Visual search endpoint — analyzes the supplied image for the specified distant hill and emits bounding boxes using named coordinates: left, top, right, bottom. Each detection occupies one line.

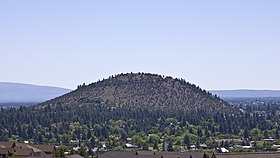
left=38, top=73, right=237, bottom=113
left=211, top=90, right=280, bottom=98
left=0, top=73, right=242, bottom=143
left=0, top=82, right=71, bottom=103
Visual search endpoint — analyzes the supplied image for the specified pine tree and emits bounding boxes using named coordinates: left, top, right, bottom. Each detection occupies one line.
left=153, top=142, right=158, bottom=150
left=243, top=129, right=249, bottom=139
left=205, top=128, right=210, bottom=138
left=197, top=129, right=203, bottom=138
left=275, top=129, right=279, bottom=139
left=167, top=142, right=174, bottom=151
left=184, top=134, right=190, bottom=147
left=211, top=153, right=217, bottom=158
left=203, top=153, right=210, bottom=158
left=264, top=130, right=269, bottom=139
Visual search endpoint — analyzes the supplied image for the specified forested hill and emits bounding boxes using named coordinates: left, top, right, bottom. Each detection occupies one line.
left=38, top=73, right=235, bottom=113
left=0, top=73, right=246, bottom=143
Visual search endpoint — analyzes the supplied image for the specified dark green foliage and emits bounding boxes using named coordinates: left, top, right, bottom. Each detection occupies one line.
left=0, top=73, right=280, bottom=152
left=205, top=128, right=210, bottom=138
left=211, top=153, right=217, bottom=158
left=203, top=153, right=210, bottom=158
left=153, top=142, right=158, bottom=150
left=197, top=129, right=203, bottom=138
left=243, top=129, right=249, bottom=139
left=167, top=142, right=174, bottom=151
left=183, top=134, right=190, bottom=146
left=0, top=73, right=238, bottom=143
left=264, top=130, right=269, bottom=139
left=55, top=145, right=68, bottom=158
left=162, top=141, right=166, bottom=151
left=276, top=129, right=279, bottom=139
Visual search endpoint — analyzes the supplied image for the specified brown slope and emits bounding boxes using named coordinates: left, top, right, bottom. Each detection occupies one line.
left=37, top=73, right=238, bottom=113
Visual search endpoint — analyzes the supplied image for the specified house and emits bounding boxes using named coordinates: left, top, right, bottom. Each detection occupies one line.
left=198, top=144, right=208, bottom=149
left=98, top=151, right=203, bottom=158
left=124, top=143, right=138, bottom=149
left=262, top=139, right=276, bottom=143
left=241, top=146, right=253, bottom=149
left=217, top=147, right=229, bottom=153
left=126, top=138, right=132, bottom=142
left=32, top=144, right=56, bottom=158
left=0, top=142, right=15, bottom=149
left=0, top=148, right=14, bottom=158
left=0, top=142, right=16, bottom=158
left=125, top=143, right=133, bottom=148
left=142, top=146, right=149, bottom=150
left=0, top=141, right=55, bottom=158
left=91, top=147, right=98, bottom=157
left=14, top=147, right=34, bottom=158
left=69, top=139, right=80, bottom=147
left=190, top=145, right=197, bottom=150
left=216, top=153, right=280, bottom=158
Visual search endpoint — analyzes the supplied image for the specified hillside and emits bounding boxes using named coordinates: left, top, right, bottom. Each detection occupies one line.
left=0, top=82, right=71, bottom=103
left=39, top=73, right=234, bottom=113
left=1, top=73, right=246, bottom=145
left=211, top=90, right=280, bottom=98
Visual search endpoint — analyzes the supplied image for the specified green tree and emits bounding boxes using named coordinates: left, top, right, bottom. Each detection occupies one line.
left=79, top=147, right=88, bottom=157
left=55, top=145, right=68, bottom=158
left=90, top=136, right=96, bottom=147
left=203, top=153, right=210, bottom=158
left=162, top=141, right=166, bottom=151
left=61, top=134, right=71, bottom=144
left=184, top=134, right=190, bottom=147
left=264, top=130, right=269, bottom=139
left=243, top=129, right=249, bottom=139
left=153, top=142, right=158, bottom=150
left=167, top=142, right=174, bottom=151
left=275, top=129, right=279, bottom=139
left=197, top=129, right=203, bottom=138
left=211, top=153, right=217, bottom=158
left=205, top=128, right=210, bottom=138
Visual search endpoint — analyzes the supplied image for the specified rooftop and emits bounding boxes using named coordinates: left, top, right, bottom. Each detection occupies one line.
left=99, top=151, right=203, bottom=158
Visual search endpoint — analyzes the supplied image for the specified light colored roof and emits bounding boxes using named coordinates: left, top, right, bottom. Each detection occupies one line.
left=32, top=144, right=55, bottom=153
left=0, top=148, right=14, bottom=154
left=0, top=142, right=15, bottom=148
left=242, top=146, right=253, bottom=149
left=26, top=144, right=42, bottom=153
left=15, top=142, right=29, bottom=148
left=220, top=147, right=229, bottom=153
left=125, top=143, right=133, bottom=148
left=15, top=148, right=33, bottom=156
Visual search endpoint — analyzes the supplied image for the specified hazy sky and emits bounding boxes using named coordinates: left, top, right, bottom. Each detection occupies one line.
left=0, top=0, right=279, bottom=90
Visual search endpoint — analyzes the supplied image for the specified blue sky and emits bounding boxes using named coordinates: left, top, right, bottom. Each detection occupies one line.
left=0, top=0, right=279, bottom=90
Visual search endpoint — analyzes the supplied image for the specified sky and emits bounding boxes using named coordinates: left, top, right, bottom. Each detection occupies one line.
left=0, top=0, right=279, bottom=90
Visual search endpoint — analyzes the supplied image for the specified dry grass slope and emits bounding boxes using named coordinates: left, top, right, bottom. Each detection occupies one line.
left=38, top=73, right=239, bottom=114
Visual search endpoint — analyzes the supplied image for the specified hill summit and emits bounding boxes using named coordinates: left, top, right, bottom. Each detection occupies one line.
left=0, top=73, right=243, bottom=143
left=39, top=73, right=234, bottom=113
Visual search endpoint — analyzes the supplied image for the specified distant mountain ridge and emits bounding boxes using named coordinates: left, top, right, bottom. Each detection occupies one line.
left=0, top=82, right=71, bottom=103
left=211, top=90, right=280, bottom=98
